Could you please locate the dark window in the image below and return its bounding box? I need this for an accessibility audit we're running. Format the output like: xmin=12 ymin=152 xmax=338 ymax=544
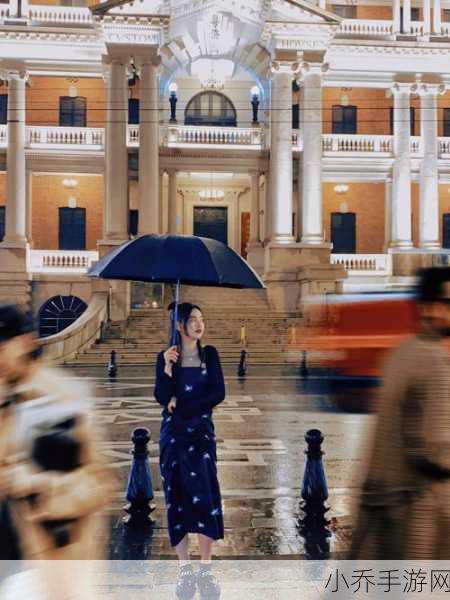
xmin=0 ymin=95 xmax=7 ymax=124
xmin=0 ymin=206 xmax=5 ymax=242
xmin=193 ymin=207 xmax=228 ymax=245
xmin=59 ymin=96 xmax=87 ymax=127
xmin=390 ymin=107 xmax=415 ymax=136
xmin=38 ymin=295 xmax=87 ymax=338
xmin=331 ymin=212 xmax=356 ymax=253
xmin=59 ymin=207 xmax=86 ymax=250
xmin=331 ymin=4 xmax=357 ymax=18
xmin=128 ymin=98 xmax=139 ymax=125
xmin=332 ymin=105 xmax=357 ymax=134
xmin=444 ymin=214 xmax=450 ymax=248
xmin=185 ymin=92 xmax=237 ymax=127
xmin=443 ymin=9 xmax=450 ymax=22
xmin=444 ymin=108 xmax=450 ymax=137
xmin=129 ymin=209 xmax=139 ymax=236
xmin=292 ymin=104 xmax=300 ymax=129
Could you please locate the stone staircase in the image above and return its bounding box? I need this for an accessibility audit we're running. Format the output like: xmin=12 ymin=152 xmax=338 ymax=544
xmin=70 ymin=286 xmax=304 ymax=367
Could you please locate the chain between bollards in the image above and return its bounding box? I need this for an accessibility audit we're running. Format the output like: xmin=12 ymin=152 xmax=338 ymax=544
xmin=123 ymin=427 xmax=156 ymax=527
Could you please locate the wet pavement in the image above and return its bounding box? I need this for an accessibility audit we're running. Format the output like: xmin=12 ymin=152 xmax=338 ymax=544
xmin=69 ymin=365 xmax=379 ymax=560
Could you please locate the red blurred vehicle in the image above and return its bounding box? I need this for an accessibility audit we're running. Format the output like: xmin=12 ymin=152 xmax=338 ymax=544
xmin=291 ymin=293 xmax=420 ymax=380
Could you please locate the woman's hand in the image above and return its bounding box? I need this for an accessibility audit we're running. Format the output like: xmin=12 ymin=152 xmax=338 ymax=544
xmin=167 ymin=397 xmax=177 ymax=414
xmin=163 ymin=345 xmax=179 ymax=377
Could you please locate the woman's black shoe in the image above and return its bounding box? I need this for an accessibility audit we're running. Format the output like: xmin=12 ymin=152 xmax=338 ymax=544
xmin=197 ymin=564 xmax=221 ymax=599
xmin=176 ymin=564 xmax=196 ymax=600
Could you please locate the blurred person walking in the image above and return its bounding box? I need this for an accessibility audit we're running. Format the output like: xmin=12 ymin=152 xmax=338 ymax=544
xmin=0 ymin=304 xmax=114 ymax=598
xmin=350 ymin=267 xmax=450 ymax=559
xmin=155 ymin=302 xmax=225 ymax=599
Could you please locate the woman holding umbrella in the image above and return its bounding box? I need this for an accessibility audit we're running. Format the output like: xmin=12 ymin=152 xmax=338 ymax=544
xmin=155 ymin=302 xmax=225 ymax=599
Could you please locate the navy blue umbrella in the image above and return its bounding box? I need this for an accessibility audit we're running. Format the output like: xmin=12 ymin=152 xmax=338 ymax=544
xmin=88 ymin=234 xmax=264 ymax=345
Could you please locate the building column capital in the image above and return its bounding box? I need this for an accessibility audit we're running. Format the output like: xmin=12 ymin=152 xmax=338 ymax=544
xmin=416 ymin=82 xmax=446 ymax=97
xmin=300 ymin=60 xmax=329 ymax=78
xmin=390 ymin=80 xmax=417 ymax=96
xmin=269 ymin=60 xmax=300 ymax=78
xmin=134 ymin=52 xmax=161 ymax=71
xmin=0 ymin=61 xmax=28 ymax=82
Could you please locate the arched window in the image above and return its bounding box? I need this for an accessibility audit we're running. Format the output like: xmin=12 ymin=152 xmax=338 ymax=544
xmin=38 ymin=295 xmax=87 ymax=338
xmin=185 ymin=92 xmax=237 ymax=127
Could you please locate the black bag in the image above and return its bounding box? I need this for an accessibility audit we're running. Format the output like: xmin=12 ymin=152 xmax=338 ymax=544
xmin=0 ymin=498 xmax=22 ymax=560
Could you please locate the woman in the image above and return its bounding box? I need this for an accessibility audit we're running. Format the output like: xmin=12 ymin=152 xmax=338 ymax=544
xmin=155 ymin=302 xmax=225 ymax=599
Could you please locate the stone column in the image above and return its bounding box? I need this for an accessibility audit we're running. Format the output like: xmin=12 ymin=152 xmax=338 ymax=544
xmin=423 ymin=0 xmax=431 ymax=34
xmin=384 ymin=177 xmax=392 ymax=250
xmin=249 ymin=170 xmax=261 ymax=244
xmin=301 ymin=59 xmax=328 ymax=245
xmin=167 ymin=169 xmax=178 ymax=234
xmin=2 ymin=69 xmax=27 ymax=248
xmin=102 ymin=56 xmax=129 ymax=245
xmin=433 ymin=0 xmax=442 ymax=33
xmin=403 ymin=0 xmax=411 ymax=32
xmin=159 ymin=169 xmax=166 ymax=234
xmin=393 ymin=0 xmax=401 ymax=32
xmin=269 ymin=59 xmax=298 ymax=244
xmin=138 ymin=55 xmax=161 ymax=235
xmin=390 ymin=82 xmax=413 ymax=248
xmin=418 ymin=82 xmax=444 ymax=248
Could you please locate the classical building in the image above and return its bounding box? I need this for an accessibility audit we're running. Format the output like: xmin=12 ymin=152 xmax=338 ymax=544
xmin=1 ymin=0 xmax=450 ymax=339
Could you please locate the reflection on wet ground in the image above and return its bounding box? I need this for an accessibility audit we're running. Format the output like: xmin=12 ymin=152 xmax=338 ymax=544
xmin=69 ymin=365 xmax=378 ymax=559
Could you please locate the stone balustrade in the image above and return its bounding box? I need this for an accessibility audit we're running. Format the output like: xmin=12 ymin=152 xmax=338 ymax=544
xmin=330 ymin=253 xmax=392 ymax=274
xmin=322 ymin=134 xmax=393 ymax=154
xmin=29 ymin=250 xmax=99 ymax=273
xmin=27 ymin=5 xmax=94 ymax=25
xmin=338 ymin=18 xmax=394 ymax=37
xmin=165 ymin=124 xmax=264 ymax=148
xmin=27 ymin=126 xmax=104 ymax=149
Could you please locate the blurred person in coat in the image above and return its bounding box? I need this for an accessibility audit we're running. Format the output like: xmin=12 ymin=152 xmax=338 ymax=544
xmin=0 ymin=304 xmax=115 ymax=598
xmin=350 ymin=267 xmax=450 ymax=559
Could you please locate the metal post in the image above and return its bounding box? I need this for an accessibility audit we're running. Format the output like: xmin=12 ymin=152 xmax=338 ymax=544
xmin=123 ymin=428 xmax=156 ymax=526
xmin=298 ymin=429 xmax=331 ymax=559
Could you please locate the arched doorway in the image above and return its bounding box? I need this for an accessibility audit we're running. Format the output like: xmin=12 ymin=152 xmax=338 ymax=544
xmin=38 ymin=295 xmax=87 ymax=338
xmin=185 ymin=91 xmax=237 ymax=127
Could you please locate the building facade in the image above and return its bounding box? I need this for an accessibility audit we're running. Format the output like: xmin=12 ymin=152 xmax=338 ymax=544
xmin=1 ymin=0 xmax=450 ymax=320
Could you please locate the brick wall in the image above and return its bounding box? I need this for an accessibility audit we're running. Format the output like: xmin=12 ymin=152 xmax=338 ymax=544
xmin=323 ymin=182 xmax=385 ymax=253
xmin=31 ymin=174 xmax=104 ymax=250
xmin=27 ymin=76 xmax=106 ymax=127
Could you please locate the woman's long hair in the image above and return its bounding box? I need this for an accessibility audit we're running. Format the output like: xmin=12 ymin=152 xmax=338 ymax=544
xmin=168 ymin=302 xmax=205 ymax=368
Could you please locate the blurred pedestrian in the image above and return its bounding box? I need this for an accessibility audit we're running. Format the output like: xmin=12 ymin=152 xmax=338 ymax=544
xmin=155 ymin=302 xmax=225 ymax=599
xmin=350 ymin=267 xmax=450 ymax=559
xmin=0 ymin=304 xmax=114 ymax=597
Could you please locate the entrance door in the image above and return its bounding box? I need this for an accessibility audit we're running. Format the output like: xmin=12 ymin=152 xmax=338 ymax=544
xmin=331 ymin=212 xmax=356 ymax=253
xmin=59 ymin=207 xmax=86 ymax=250
xmin=193 ymin=207 xmax=228 ymax=245
xmin=443 ymin=214 xmax=450 ymax=248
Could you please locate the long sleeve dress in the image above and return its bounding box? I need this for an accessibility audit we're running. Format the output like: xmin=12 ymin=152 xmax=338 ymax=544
xmin=154 ymin=345 xmax=225 ymax=547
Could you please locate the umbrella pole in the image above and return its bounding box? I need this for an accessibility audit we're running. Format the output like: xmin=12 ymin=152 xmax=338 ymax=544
xmin=170 ymin=279 xmax=180 ymax=347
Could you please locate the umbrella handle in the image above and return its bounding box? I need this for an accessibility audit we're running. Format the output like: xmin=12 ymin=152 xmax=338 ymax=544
xmin=170 ymin=280 xmax=180 ymax=347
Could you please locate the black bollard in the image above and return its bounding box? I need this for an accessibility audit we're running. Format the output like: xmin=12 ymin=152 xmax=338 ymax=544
xmin=237 ymin=349 xmax=247 ymax=378
xmin=123 ymin=428 xmax=156 ymax=527
xmin=298 ymin=429 xmax=331 ymax=559
xmin=108 ymin=350 xmax=117 ymax=379
xmin=300 ymin=350 xmax=308 ymax=378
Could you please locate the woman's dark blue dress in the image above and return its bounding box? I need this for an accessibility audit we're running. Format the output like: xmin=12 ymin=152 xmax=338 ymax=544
xmin=154 ymin=345 xmax=225 ymax=547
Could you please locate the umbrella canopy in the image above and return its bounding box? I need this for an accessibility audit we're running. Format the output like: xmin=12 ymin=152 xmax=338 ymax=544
xmin=87 ymin=234 xmax=264 ymax=289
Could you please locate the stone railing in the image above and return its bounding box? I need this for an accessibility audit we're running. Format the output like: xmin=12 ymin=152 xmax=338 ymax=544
xmin=338 ymin=18 xmax=394 ymax=37
xmin=322 ymin=134 xmax=393 ymax=154
xmin=165 ymin=124 xmax=264 ymax=148
xmin=409 ymin=21 xmax=424 ymax=36
xmin=0 ymin=124 xmax=6 ymax=147
xmin=439 ymin=138 xmax=450 ymax=156
xmin=27 ymin=126 xmax=104 ymax=149
xmin=29 ymin=250 xmax=99 ymax=273
xmin=27 ymin=5 xmax=94 ymax=25
xmin=0 ymin=5 xmax=9 ymax=20
xmin=40 ymin=291 xmax=108 ymax=364
xmin=331 ymin=253 xmax=392 ymax=275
